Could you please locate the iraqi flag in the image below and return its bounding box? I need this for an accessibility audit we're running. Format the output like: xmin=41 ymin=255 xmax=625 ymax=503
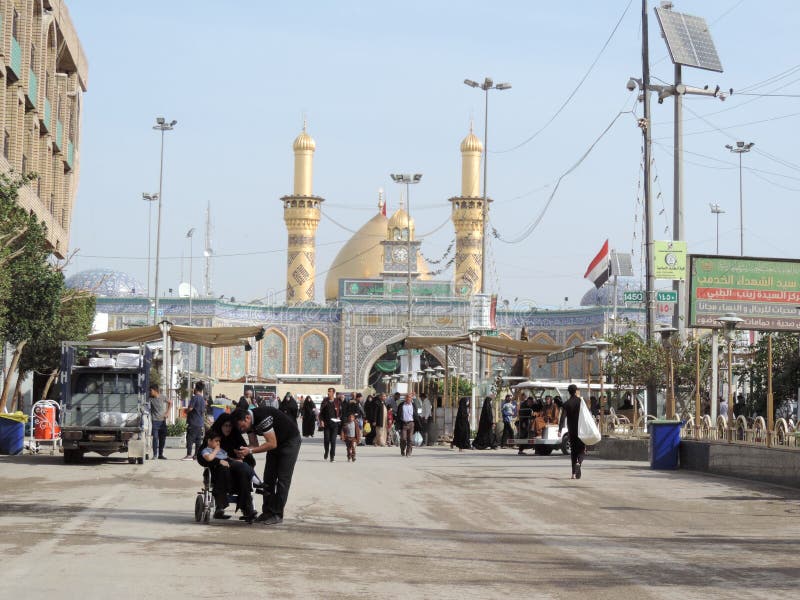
xmin=584 ymin=240 xmax=610 ymax=289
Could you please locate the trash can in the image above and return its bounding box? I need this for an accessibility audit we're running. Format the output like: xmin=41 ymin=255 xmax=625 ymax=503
xmin=0 ymin=414 xmax=26 ymax=455
xmin=649 ymin=419 xmax=682 ymax=470
xmin=211 ymin=405 xmax=228 ymax=420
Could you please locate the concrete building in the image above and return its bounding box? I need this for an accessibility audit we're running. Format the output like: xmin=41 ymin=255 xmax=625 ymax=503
xmin=1 ymin=0 xmax=87 ymax=257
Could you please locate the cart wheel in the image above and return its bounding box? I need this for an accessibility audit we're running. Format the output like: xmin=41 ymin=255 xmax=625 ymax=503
xmin=561 ymin=434 xmax=571 ymax=455
xmin=136 ymin=457 xmax=144 ymax=465
xmin=128 ymin=457 xmax=136 ymax=464
xmin=194 ymin=495 xmax=204 ymax=522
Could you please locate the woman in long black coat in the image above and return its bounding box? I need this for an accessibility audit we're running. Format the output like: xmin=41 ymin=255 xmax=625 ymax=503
xmin=472 ymin=397 xmax=498 ymax=450
xmin=301 ymin=396 xmax=317 ymax=437
xmin=451 ymin=397 xmax=471 ymax=451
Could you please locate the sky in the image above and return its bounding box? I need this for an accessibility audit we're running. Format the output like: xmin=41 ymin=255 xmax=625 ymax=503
xmin=64 ymin=0 xmax=800 ymax=309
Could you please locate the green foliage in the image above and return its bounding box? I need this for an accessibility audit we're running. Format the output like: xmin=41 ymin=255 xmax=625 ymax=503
xmin=436 ymin=376 xmax=473 ymax=398
xmin=167 ymin=419 xmax=187 ymax=437
xmin=605 ymin=332 xmax=666 ymax=392
xmin=738 ymin=333 xmax=800 ymax=418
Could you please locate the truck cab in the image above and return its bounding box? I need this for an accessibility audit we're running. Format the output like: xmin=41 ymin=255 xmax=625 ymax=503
xmin=59 ymin=342 xmax=153 ymax=464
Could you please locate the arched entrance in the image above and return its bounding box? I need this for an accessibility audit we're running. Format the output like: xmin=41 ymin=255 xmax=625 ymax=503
xmin=366 ymin=349 xmax=443 ymax=395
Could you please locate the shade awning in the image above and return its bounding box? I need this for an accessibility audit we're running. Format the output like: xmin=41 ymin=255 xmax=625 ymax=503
xmin=403 ymin=335 xmax=562 ymax=357
xmin=88 ymin=324 xmax=265 ymax=348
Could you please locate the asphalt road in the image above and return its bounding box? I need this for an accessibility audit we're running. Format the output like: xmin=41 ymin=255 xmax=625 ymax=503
xmin=1 ymin=438 xmax=799 ymax=599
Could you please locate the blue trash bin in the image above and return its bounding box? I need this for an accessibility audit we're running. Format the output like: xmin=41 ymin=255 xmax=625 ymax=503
xmin=649 ymin=419 xmax=682 ymax=470
xmin=0 ymin=415 xmax=25 ymax=455
xmin=211 ymin=406 xmax=227 ymax=420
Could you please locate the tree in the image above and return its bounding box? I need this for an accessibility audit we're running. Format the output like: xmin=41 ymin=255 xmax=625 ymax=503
xmin=739 ymin=332 xmax=800 ymax=419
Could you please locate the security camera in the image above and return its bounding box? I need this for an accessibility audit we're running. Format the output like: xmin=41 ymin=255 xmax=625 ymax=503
xmin=626 ymin=78 xmax=637 ymax=92
xmin=156 ymin=117 xmax=165 ymax=125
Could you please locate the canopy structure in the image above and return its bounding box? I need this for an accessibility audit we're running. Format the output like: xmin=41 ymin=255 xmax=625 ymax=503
xmin=88 ymin=324 xmax=265 ymax=348
xmin=403 ymin=335 xmax=562 ymax=357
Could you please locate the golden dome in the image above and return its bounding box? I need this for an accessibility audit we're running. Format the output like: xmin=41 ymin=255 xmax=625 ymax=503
xmin=325 ymin=212 xmax=387 ymax=300
xmin=387 ymin=208 xmax=415 ymax=240
xmin=460 ymin=131 xmax=483 ymax=153
xmin=293 ymin=129 xmax=316 ymax=152
xmin=324 ymin=209 xmax=433 ymax=300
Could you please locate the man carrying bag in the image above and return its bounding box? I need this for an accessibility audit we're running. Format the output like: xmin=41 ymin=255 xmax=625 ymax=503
xmin=559 ymin=384 xmax=601 ymax=480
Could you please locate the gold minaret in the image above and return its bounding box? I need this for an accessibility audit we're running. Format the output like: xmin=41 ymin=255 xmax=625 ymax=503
xmin=449 ymin=124 xmax=486 ymax=296
xmin=282 ymin=123 xmax=324 ymax=304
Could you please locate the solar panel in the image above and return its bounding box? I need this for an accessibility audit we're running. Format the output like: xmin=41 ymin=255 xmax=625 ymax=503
xmin=655 ymin=7 xmax=723 ymax=73
xmin=611 ymin=252 xmax=634 ymax=277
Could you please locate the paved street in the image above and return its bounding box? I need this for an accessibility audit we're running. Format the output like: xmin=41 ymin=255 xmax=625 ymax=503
xmin=1 ymin=438 xmax=799 ymax=599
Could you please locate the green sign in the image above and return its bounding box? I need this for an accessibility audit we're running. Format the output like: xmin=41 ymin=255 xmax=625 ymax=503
xmin=654 ymin=240 xmax=687 ymax=280
xmin=656 ymin=290 xmax=677 ymax=303
xmin=689 ymin=255 xmax=800 ymax=331
xmin=546 ymin=348 xmax=575 ymax=364
xmin=623 ymin=291 xmax=644 ymax=303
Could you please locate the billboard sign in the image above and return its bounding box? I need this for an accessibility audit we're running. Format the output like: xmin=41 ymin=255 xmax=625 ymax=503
xmin=654 ymin=240 xmax=687 ymax=280
xmin=688 ymin=255 xmax=800 ymax=331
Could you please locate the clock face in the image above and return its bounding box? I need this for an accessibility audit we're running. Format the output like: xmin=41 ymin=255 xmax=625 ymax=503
xmin=392 ymin=247 xmax=409 ymax=263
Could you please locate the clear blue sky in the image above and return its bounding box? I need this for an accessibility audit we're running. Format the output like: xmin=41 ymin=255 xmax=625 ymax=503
xmin=65 ymin=0 xmax=800 ymax=308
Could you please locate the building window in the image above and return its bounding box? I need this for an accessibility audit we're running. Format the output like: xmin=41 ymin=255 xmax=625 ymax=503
xmin=21 ymin=155 xmax=27 ymax=174
xmin=30 ymin=44 xmax=36 ymax=70
xmin=3 ymin=131 xmax=9 ymax=159
xmin=12 ymin=9 xmax=19 ymax=39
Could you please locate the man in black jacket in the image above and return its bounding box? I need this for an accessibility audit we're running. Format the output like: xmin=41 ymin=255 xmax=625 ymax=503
xmin=233 ymin=406 xmax=301 ymax=525
xmin=558 ymin=384 xmax=586 ymax=479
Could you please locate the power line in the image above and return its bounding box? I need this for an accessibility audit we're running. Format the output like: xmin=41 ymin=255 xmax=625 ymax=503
xmin=493 ymin=0 xmax=633 ymax=154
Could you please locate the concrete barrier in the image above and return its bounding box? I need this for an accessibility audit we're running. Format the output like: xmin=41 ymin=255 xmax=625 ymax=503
xmin=593 ymin=437 xmax=649 ymax=461
xmin=680 ymin=440 xmax=800 ymax=489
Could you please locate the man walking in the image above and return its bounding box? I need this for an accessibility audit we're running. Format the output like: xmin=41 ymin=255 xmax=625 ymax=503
xmin=183 ymin=381 xmax=206 ymax=460
xmin=397 ymin=393 xmax=417 ymax=457
xmin=558 ymin=384 xmax=586 ymax=479
xmin=420 ymin=393 xmax=433 ymax=445
xmin=233 ymin=405 xmax=301 ymax=525
xmin=149 ymin=383 xmax=171 ymax=460
xmin=500 ymin=394 xmax=516 ymax=448
xmin=319 ymin=387 xmax=341 ymax=462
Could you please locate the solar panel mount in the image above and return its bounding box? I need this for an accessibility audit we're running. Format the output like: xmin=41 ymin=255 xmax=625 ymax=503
xmin=654 ymin=7 xmax=723 ymax=73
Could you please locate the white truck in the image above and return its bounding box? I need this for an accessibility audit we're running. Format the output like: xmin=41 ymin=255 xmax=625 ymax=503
xmin=59 ymin=341 xmax=153 ymax=464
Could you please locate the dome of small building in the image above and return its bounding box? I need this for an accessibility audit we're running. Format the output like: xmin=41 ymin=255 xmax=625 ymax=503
xmin=66 ymin=268 xmax=146 ymax=297
xmin=580 ymin=277 xmax=640 ymax=307
xmin=460 ymin=131 xmax=483 ymax=153
xmin=293 ymin=128 xmax=316 ymax=152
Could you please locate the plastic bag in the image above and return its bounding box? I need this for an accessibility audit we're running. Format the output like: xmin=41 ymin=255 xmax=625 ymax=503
xmin=413 ymin=432 xmax=423 ymax=446
xmin=363 ymin=422 xmax=372 ymax=434
xmin=578 ymin=399 xmax=601 ymax=445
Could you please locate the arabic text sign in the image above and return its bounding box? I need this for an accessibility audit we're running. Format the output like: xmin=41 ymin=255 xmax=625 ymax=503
xmin=654 ymin=240 xmax=687 ymax=280
xmin=689 ymin=255 xmax=800 ymax=331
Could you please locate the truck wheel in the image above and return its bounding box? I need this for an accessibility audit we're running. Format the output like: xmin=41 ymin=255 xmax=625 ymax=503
xmin=561 ymin=435 xmax=571 ymax=455
xmin=64 ymin=449 xmax=83 ymax=464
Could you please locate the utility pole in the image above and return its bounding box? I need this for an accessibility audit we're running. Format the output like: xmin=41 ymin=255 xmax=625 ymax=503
xmin=642 ymin=0 xmax=655 ymax=344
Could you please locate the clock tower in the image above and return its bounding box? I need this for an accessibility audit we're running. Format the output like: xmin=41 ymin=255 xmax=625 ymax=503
xmin=381 ymin=201 xmax=421 ymax=282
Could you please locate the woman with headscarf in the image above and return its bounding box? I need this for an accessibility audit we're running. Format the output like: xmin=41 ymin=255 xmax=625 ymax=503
xmin=451 ymin=397 xmax=471 ymax=451
xmin=301 ymin=395 xmax=317 ymax=437
xmin=279 ymin=392 xmax=299 ymax=422
xmin=472 ymin=397 xmax=498 ymax=450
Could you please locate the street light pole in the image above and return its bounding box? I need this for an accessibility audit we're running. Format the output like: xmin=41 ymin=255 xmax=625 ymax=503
xmin=142 ymin=193 xmax=159 ymax=298
xmin=709 ymin=203 xmax=724 ymax=254
xmin=152 ymin=116 xmax=177 ymax=325
xmin=469 ymin=330 xmax=480 ymax=431
xmin=186 ymin=227 xmax=195 ymax=402
xmin=716 ymin=312 xmax=743 ymax=438
xmin=725 ymin=141 xmax=754 ymax=256
xmin=390 ymin=173 xmax=422 ymax=336
xmin=463 ymin=77 xmax=511 ymax=295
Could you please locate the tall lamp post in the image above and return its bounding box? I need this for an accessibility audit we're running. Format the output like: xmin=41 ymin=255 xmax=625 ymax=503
xmin=152 ymin=116 xmax=177 ymax=325
xmin=142 ymin=193 xmax=159 ymax=298
xmin=390 ymin=173 xmax=422 ymax=336
xmin=657 ymin=326 xmax=678 ymax=419
xmin=593 ymin=339 xmax=612 ymax=430
xmin=463 ymin=77 xmax=511 ymax=294
xmin=185 ymin=227 xmax=195 ymax=401
xmin=709 ymin=203 xmax=724 ymax=254
xmin=469 ymin=330 xmax=481 ymax=430
xmin=725 ymin=141 xmax=754 ymax=256
xmin=716 ymin=312 xmax=743 ymax=439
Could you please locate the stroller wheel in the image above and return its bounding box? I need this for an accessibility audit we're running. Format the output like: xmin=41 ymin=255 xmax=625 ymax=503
xmin=194 ymin=494 xmax=204 ymax=522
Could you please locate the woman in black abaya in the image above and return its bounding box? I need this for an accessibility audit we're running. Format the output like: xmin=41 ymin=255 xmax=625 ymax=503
xmin=472 ymin=397 xmax=498 ymax=450
xmin=451 ymin=397 xmax=472 ymax=451
xmin=301 ymin=396 xmax=317 ymax=437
